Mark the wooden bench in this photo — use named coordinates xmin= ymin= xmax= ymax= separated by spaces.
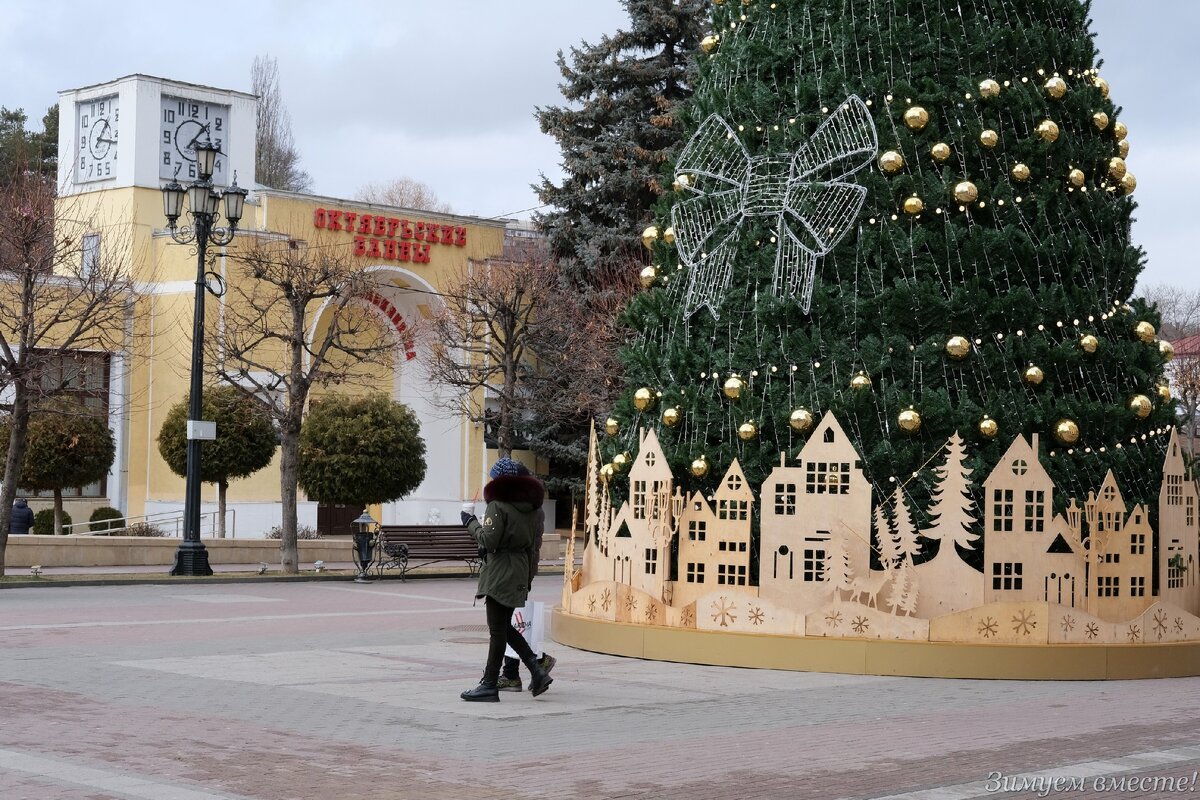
xmin=375 ymin=524 xmax=482 ymax=580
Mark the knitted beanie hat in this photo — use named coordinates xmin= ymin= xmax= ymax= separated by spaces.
xmin=489 ymin=457 xmax=522 ymax=479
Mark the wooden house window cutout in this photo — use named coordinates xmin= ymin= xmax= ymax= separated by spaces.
xmin=774 ymin=482 xmax=797 ymax=515
xmin=644 ymin=548 xmax=658 ymax=575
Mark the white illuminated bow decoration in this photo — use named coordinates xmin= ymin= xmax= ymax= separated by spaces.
xmin=670 ymin=96 xmax=878 ymax=318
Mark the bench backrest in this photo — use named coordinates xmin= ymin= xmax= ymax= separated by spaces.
xmin=379 ymin=525 xmax=476 ymax=556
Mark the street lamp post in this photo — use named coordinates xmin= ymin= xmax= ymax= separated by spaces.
xmin=351 ymin=510 xmax=379 ymax=583
xmin=161 ymin=134 xmax=248 ymax=576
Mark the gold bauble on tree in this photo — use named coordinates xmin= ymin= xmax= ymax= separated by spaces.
xmin=1068 ymin=168 xmax=1085 ymax=188
xmin=1121 ymin=172 xmax=1137 ymax=194
xmin=1011 ymin=162 xmax=1031 ymax=182
xmin=1158 ymin=384 xmax=1172 ymax=402
xmin=1113 ymin=121 xmax=1128 ymax=141
xmin=898 ymin=408 xmax=922 ymax=433
xmin=1044 ymin=76 xmax=1068 ymax=99
xmin=1094 ymin=76 xmax=1110 ymax=98
xmin=1024 ymin=364 xmax=1045 ymax=385
xmin=1080 ymin=334 xmax=1099 ymax=354
xmin=723 ymin=375 xmax=746 ymax=400
xmin=641 ymin=225 xmax=659 ymax=250
xmin=639 ymin=265 xmax=659 ymax=289
xmin=879 ymin=150 xmax=905 ymax=174
xmin=600 ymin=463 xmax=616 ymax=484
xmin=1093 ymin=111 xmax=1110 ymax=130
xmin=903 ymin=196 xmax=924 ymax=216
xmin=661 ymin=406 xmax=681 ymax=427
xmin=979 ymin=416 xmax=999 ymax=439
xmin=1118 ymin=139 xmax=1130 ymax=159
xmin=604 ymin=417 xmax=620 ymax=436
xmin=979 ymin=129 xmax=999 ymax=149
xmin=1129 ymin=394 xmax=1152 ymax=419
xmin=662 ymin=226 xmax=675 ymax=245
xmin=979 ymin=78 xmax=1001 ymax=98
xmin=904 ymin=106 xmax=930 ymax=130
xmin=930 ymin=142 xmax=952 ymax=162
xmin=690 ymin=456 xmax=710 ymax=478
xmin=789 ymin=408 xmax=814 ymax=432
xmin=633 ymin=387 xmax=657 ymax=411
xmin=1054 ymin=419 xmax=1080 ymax=445
xmin=1160 ymin=340 xmax=1176 ymax=362
xmin=953 ymin=181 xmax=979 ymax=203
xmin=700 ymin=34 xmax=720 ymax=54
xmin=1036 ymin=119 xmax=1060 ymax=143
xmin=1107 ymin=157 xmax=1127 ymax=180
xmin=737 ymin=420 xmax=759 ymax=441
xmin=945 ymin=335 xmax=971 ymax=360
xmin=850 ymin=372 xmax=872 ymax=391
xmin=612 ymin=452 xmax=631 ymax=472
xmin=1134 ymin=321 xmax=1157 ymax=343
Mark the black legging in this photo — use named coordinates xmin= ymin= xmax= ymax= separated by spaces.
xmin=483 ymin=596 xmax=535 ymax=682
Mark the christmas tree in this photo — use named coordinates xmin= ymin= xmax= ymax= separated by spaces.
xmin=611 ymin=0 xmax=1175 ymax=539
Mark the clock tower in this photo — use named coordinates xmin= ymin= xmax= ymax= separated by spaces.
xmin=58 ymin=74 xmax=257 ymax=196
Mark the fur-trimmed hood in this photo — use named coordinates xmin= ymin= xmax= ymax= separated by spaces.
xmin=483 ymin=473 xmax=544 ymax=507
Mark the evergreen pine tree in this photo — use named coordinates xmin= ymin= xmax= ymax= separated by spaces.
xmin=923 ymin=432 xmax=980 ymax=553
xmin=613 ymin=0 xmax=1173 ymax=535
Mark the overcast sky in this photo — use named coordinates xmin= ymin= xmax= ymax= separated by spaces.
xmin=1 ymin=1 xmax=1195 ymax=289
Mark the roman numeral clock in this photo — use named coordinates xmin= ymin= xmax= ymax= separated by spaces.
xmin=160 ymin=95 xmax=231 ymax=185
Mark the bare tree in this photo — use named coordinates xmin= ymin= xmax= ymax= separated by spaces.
xmin=355 ymin=178 xmax=452 ymax=213
xmin=210 ymin=235 xmax=398 ymax=573
xmin=253 ymin=55 xmax=312 ymax=193
xmin=418 ymin=256 xmax=549 ymax=457
xmin=0 ymin=165 xmax=138 ymax=575
xmin=1144 ymin=283 xmax=1200 ymax=456
xmin=1143 ymin=283 xmax=1200 ymax=340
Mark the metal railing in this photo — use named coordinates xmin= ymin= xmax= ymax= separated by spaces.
xmin=63 ymin=509 xmax=236 ymax=538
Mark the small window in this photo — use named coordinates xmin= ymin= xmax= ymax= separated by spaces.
xmin=82 ymin=233 xmax=101 ymax=277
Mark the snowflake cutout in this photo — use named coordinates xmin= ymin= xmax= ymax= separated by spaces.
xmin=1085 ymin=622 xmax=1100 ymax=640
xmin=824 ymin=610 xmax=843 ymax=629
xmin=851 ymin=616 xmax=870 ymax=634
xmin=1012 ymin=610 xmax=1038 ymax=637
xmin=1153 ymin=609 xmax=1168 ymax=640
xmin=749 ymin=606 xmax=765 ymax=626
xmin=600 ymin=588 xmax=613 ymax=612
xmin=645 ymin=603 xmax=659 ymax=623
xmin=1127 ymin=624 xmax=1141 ymax=642
xmin=624 ymin=593 xmax=638 ymax=613
xmin=1060 ymin=615 xmax=1076 ymax=633
xmin=681 ymin=607 xmax=695 ymax=627
xmin=978 ymin=617 xmax=999 ymax=638
xmin=1176 ymin=617 xmax=1186 ymax=634
xmin=587 ymin=595 xmax=597 ymax=613
xmin=711 ymin=596 xmax=737 ymax=628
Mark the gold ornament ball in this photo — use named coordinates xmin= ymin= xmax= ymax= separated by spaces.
xmin=641 ymin=225 xmax=659 ymax=250
xmin=1054 ymin=419 xmax=1080 ymax=445
xmin=1134 ymin=320 xmax=1156 ymax=343
xmin=1118 ymin=139 xmax=1130 ymax=158
xmin=633 ymin=387 xmax=656 ymax=411
xmin=612 ymin=452 xmax=630 ymax=472
xmin=662 ymin=226 xmax=676 ymax=245
xmin=1121 ymin=172 xmax=1137 ymax=194
xmin=930 ymin=142 xmax=951 ymax=162
xmin=676 ymin=173 xmax=692 ymax=189
xmin=690 ymin=456 xmax=710 ymax=478
xmin=1160 ymin=340 xmax=1176 ymax=362
xmin=700 ymin=34 xmax=720 ymax=54
xmin=1011 ymin=162 xmax=1031 ymax=182
xmin=1024 ymin=365 xmax=1045 ymax=385
xmin=850 ymin=373 xmax=872 ymax=391
xmin=1036 ymin=119 xmax=1060 ymax=143
xmin=1158 ymin=384 xmax=1172 ymax=402
xmin=1113 ymin=121 xmax=1128 ymax=141
xmin=953 ymin=181 xmax=979 ymax=203
xmin=1107 ymin=157 xmax=1127 ymax=180
xmin=1093 ymin=111 xmax=1110 ymax=131
xmin=904 ymin=106 xmax=930 ymax=131
xmin=639 ymin=265 xmax=659 ymax=289
xmin=898 ymin=408 xmax=923 ymax=433
xmin=1094 ymin=76 xmax=1110 ymax=98
xmin=600 ymin=463 xmax=616 ymax=484
xmin=1080 ymin=334 xmax=1099 ymax=354
xmin=879 ymin=150 xmax=905 ymax=174
xmin=1129 ymin=394 xmax=1152 ymax=419
xmin=604 ymin=417 xmax=620 ymax=436
xmin=661 ymin=406 xmax=681 ymax=427
xmin=737 ymin=421 xmax=759 ymax=441
xmin=1044 ymin=76 xmax=1068 ymax=99
xmin=979 ymin=417 xmax=999 ymax=439
xmin=945 ymin=335 xmax=972 ymax=360
xmin=979 ymin=129 xmax=999 ymax=149
xmin=789 ymin=408 xmax=814 ymax=432
xmin=723 ymin=375 xmax=745 ymax=400
xmin=979 ymin=79 xmax=1001 ymax=98
xmin=903 ymin=196 xmax=924 ymax=216
xmin=1068 ymin=168 xmax=1086 ymax=188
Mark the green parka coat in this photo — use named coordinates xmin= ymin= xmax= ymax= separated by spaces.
xmin=466 ymin=473 xmax=544 ymax=609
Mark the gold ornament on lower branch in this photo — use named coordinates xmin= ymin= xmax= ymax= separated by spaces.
xmin=1044 ymin=76 xmax=1067 ymax=99
xmin=1011 ymin=163 xmax=1031 ymax=182
xmin=789 ymin=408 xmax=814 ymax=432
xmin=1158 ymin=384 xmax=1172 ymax=402
xmin=737 ymin=420 xmax=759 ymax=441
xmin=1129 ymin=394 xmax=1152 ymax=419
xmin=1093 ymin=111 xmax=1110 ymax=130
xmin=1108 ymin=157 xmax=1127 ymax=180
xmin=1068 ymin=168 xmax=1085 ymax=188
xmin=1054 ymin=418 xmax=1080 ymax=444
xmin=1121 ymin=173 xmax=1137 ymax=194
xmin=903 ymin=196 xmax=924 ymax=216
xmin=1113 ymin=121 xmax=1128 ymax=141
xmin=978 ymin=416 xmax=999 ymax=439
xmin=1134 ymin=321 xmax=1156 ymax=343
xmin=945 ymin=335 xmax=971 ymax=360
xmin=723 ymin=375 xmax=745 ymax=400
xmin=953 ymin=181 xmax=979 ymax=204
xmin=599 ymin=463 xmax=616 ymax=483
xmin=690 ymin=455 xmax=710 ymax=478
xmin=979 ymin=129 xmax=998 ymax=149
xmin=1080 ymin=334 xmax=1099 ymax=354
xmin=633 ymin=387 xmax=657 ymax=411
xmin=641 ymin=226 xmax=659 ymax=250
xmin=931 ymin=142 xmax=951 ymax=162
xmin=612 ymin=452 xmax=631 ymax=472
xmin=639 ymin=265 xmax=659 ymax=288
xmin=898 ymin=408 xmax=922 ymax=433
xmin=879 ymin=150 xmax=905 ymax=174
xmin=1024 ymin=365 xmax=1045 ymax=386
xmin=1036 ymin=119 xmax=1060 ymax=143
xmin=604 ymin=417 xmax=620 ymax=436
xmin=700 ymin=34 xmax=720 ymax=54
xmin=979 ymin=79 xmax=1000 ymax=98
xmin=904 ymin=106 xmax=929 ymax=130
xmin=661 ymin=406 xmax=681 ymax=427
xmin=1160 ymin=340 xmax=1176 ymax=362
xmin=850 ymin=372 xmax=872 ymax=391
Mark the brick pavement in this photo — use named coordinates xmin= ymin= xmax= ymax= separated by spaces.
xmin=1 ymin=577 xmax=1199 ymax=799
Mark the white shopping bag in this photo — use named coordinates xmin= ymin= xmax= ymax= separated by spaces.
xmin=505 ymin=600 xmax=544 ymax=657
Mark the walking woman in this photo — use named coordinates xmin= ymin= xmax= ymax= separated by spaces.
xmin=460 ymin=457 xmax=553 ymax=701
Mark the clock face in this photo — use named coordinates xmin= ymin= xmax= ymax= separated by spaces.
xmin=159 ymin=95 xmax=230 ymax=185
xmin=77 ymin=95 xmax=119 ymax=183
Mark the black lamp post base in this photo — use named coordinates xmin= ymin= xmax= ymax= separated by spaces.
xmin=170 ymin=545 xmax=214 ymax=576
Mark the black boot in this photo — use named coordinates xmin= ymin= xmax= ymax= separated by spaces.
xmin=524 ymin=655 xmax=553 ymax=697
xmin=460 ymin=677 xmax=500 ymax=702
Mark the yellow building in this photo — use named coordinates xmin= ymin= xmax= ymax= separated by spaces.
xmin=53 ymin=74 xmax=509 ymax=536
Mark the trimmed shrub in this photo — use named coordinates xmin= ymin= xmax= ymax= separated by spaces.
xmin=124 ymin=522 xmax=165 ymax=537
xmin=266 ymin=524 xmax=320 ymax=540
xmin=89 ymin=506 xmax=125 ymax=532
xmin=33 ymin=508 xmax=73 ymax=536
